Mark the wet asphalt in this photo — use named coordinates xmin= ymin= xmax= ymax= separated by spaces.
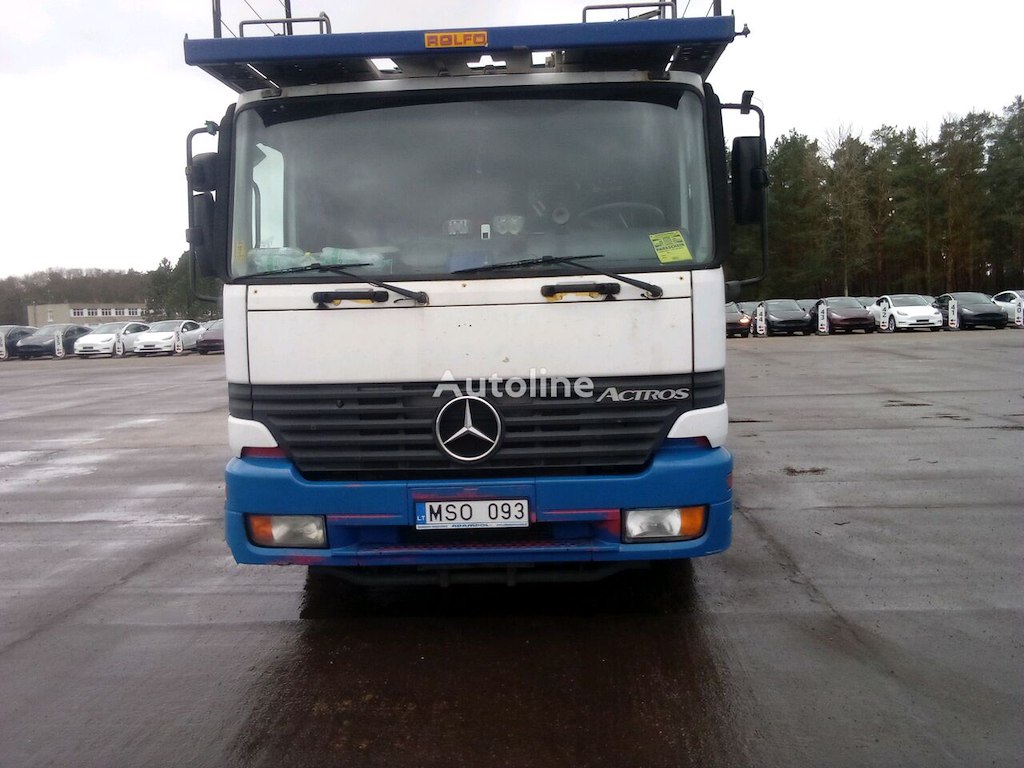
xmin=0 ymin=330 xmax=1021 ymax=767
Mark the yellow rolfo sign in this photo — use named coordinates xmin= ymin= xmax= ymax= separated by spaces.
xmin=424 ymin=30 xmax=488 ymax=49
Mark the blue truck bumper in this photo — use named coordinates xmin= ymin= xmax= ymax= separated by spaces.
xmin=225 ymin=440 xmax=732 ymax=568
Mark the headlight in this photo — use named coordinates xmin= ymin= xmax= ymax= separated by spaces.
xmin=895 ymin=310 xmax=908 ymax=316
xmin=623 ymin=506 xmax=706 ymax=542
xmin=739 ymin=316 xmax=751 ymax=324
xmin=246 ymin=514 xmax=327 ymax=548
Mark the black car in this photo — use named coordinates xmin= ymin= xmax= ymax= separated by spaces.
xmin=815 ymin=296 xmax=875 ymax=334
xmin=0 ymin=325 xmax=37 ymax=360
xmin=14 ymin=324 xmax=93 ymax=358
xmin=196 ymin=319 xmax=225 ymax=354
xmin=762 ymin=299 xmax=814 ymax=335
xmin=725 ymin=302 xmax=751 ymax=338
xmin=934 ymin=292 xmax=1007 ymax=330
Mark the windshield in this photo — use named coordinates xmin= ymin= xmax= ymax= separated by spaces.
xmin=765 ymin=300 xmax=802 ymax=311
xmin=147 ymin=321 xmax=181 ymax=332
xmin=34 ymin=325 xmax=67 ymax=335
xmin=953 ymin=292 xmax=991 ymax=303
xmin=92 ymin=323 xmax=124 ymax=333
xmin=827 ymin=297 xmax=863 ymax=308
xmin=890 ymin=294 xmax=929 ymax=307
xmin=231 ymin=85 xmax=713 ymax=280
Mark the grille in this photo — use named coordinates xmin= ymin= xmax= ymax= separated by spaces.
xmin=230 ymin=372 xmax=723 ymax=480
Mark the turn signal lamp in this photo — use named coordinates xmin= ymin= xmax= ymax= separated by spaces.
xmin=247 ymin=514 xmax=327 ymax=548
xmin=623 ymin=506 xmax=706 ymax=542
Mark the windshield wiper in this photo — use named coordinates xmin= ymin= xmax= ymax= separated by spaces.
xmin=452 ymin=254 xmax=663 ymax=299
xmin=245 ymin=262 xmax=429 ymax=305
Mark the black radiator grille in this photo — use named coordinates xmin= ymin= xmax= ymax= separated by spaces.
xmin=230 ymin=372 xmax=724 ymax=480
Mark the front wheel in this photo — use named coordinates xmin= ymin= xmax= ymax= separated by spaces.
xmin=887 ymin=316 xmax=897 ymax=332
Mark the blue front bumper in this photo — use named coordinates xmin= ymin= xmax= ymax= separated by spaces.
xmin=225 ymin=440 xmax=732 ymax=568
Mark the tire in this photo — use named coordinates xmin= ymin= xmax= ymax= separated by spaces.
xmin=865 ymin=327 xmax=875 ymax=334
xmin=198 ymin=349 xmax=209 ymax=355
xmin=887 ymin=316 xmax=897 ymax=332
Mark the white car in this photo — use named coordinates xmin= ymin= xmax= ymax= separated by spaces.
xmin=74 ymin=322 xmax=150 ymax=357
xmin=992 ymin=290 xmax=1023 ymax=322
xmin=867 ymin=294 xmax=943 ymax=331
xmin=133 ymin=320 xmax=204 ymax=355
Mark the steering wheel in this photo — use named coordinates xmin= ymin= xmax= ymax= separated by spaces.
xmin=574 ymin=202 xmax=666 ymax=230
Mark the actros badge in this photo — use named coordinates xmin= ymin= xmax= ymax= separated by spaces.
xmin=434 ymin=396 xmax=503 ymax=462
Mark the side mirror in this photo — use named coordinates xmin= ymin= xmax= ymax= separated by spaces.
xmin=187 ymin=152 xmax=218 ymax=193
xmin=188 ymin=193 xmax=217 ymax=278
xmin=731 ymin=136 xmax=769 ymax=225
xmin=185 ymin=111 xmax=232 ymax=296
xmin=724 ymin=280 xmax=742 ymax=303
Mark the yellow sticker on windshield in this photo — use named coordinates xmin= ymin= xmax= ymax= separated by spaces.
xmin=649 ymin=230 xmax=693 ymax=263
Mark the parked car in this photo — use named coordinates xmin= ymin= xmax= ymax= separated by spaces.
xmin=867 ymin=294 xmax=942 ymax=331
xmin=992 ymin=289 xmax=1023 ymax=322
xmin=0 ymin=325 xmax=37 ymax=359
xmin=725 ymin=303 xmax=751 ymax=338
xmin=196 ymin=319 xmax=225 ymax=354
xmin=133 ymin=320 xmax=204 ymax=355
xmin=762 ymin=299 xmax=814 ymax=335
xmin=934 ymin=293 xmax=1007 ymax=330
xmin=13 ymin=324 xmax=93 ymax=358
xmin=815 ymin=296 xmax=875 ymax=334
xmin=74 ymin=321 xmax=150 ymax=357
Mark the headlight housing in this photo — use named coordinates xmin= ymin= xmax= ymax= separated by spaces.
xmin=246 ymin=514 xmax=327 ymax=548
xmin=623 ymin=506 xmax=706 ymax=542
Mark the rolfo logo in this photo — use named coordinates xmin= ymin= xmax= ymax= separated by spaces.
xmin=434 ymin=369 xmax=594 ymax=399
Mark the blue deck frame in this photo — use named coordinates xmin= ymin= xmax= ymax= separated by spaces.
xmin=185 ymin=16 xmax=736 ymax=92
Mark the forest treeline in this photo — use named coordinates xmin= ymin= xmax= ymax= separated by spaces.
xmin=2 ymin=97 xmax=1022 ymax=322
xmin=0 ymin=254 xmax=218 ymax=325
xmin=729 ymin=96 xmax=1024 ymax=300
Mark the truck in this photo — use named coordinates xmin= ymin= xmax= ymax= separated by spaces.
xmin=184 ymin=1 xmax=768 ymax=586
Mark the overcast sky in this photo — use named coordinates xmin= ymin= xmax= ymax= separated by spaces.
xmin=1 ymin=0 xmax=1020 ymax=279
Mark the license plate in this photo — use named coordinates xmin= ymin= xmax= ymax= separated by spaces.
xmin=415 ymin=499 xmax=530 ymax=530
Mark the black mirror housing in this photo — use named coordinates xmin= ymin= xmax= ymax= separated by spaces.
xmin=189 ymin=193 xmax=217 ymax=277
xmin=731 ymin=136 xmax=768 ymax=225
xmin=187 ymin=152 xmax=218 ymax=193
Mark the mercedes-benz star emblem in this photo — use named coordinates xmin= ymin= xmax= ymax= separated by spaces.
xmin=434 ymin=396 xmax=502 ymax=463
